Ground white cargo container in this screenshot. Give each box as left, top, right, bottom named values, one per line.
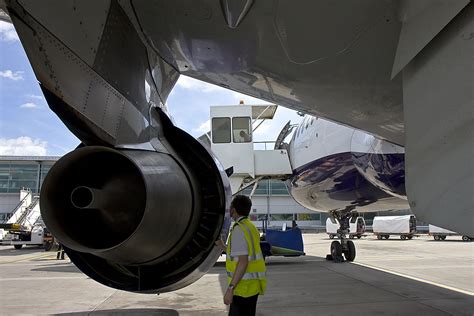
left=326, top=217, right=366, bottom=239
left=428, top=224, right=473, bottom=241
left=372, top=215, right=417, bottom=240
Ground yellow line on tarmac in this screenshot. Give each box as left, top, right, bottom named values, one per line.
left=352, top=261, right=474, bottom=296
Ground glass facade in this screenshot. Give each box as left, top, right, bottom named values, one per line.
left=240, top=180, right=290, bottom=196
left=0, top=160, right=57, bottom=193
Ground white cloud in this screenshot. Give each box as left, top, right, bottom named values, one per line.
left=0, top=70, right=24, bottom=80
left=176, top=76, right=224, bottom=93
left=193, top=119, right=210, bottom=134
left=0, top=137, right=48, bottom=156
left=20, top=102, right=40, bottom=109
left=27, top=94, right=45, bottom=100
left=0, top=21, right=19, bottom=42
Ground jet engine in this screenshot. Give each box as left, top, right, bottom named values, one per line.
left=40, top=126, right=231, bottom=293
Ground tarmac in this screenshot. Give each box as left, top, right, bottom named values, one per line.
left=0, top=233, right=472, bottom=315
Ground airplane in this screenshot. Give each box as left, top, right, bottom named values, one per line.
left=286, top=115, right=408, bottom=261
left=0, top=0, right=472, bottom=294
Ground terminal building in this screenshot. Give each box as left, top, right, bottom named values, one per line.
left=0, top=156, right=58, bottom=221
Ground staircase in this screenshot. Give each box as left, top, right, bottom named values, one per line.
left=4, top=190, right=32, bottom=224
left=16, top=196, right=40, bottom=227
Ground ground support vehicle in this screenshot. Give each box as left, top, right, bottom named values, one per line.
left=429, top=224, right=473, bottom=241
left=373, top=215, right=417, bottom=240
left=326, top=217, right=366, bottom=239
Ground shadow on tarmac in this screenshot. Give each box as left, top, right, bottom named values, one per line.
left=53, top=308, right=179, bottom=315
left=0, top=246, right=43, bottom=256
left=31, top=263, right=81, bottom=273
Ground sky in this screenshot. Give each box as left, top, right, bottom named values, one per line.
left=0, top=21, right=302, bottom=156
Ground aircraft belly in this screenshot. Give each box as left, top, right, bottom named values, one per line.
left=131, top=0, right=405, bottom=144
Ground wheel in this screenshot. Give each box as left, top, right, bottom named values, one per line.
left=407, top=236, right=413, bottom=240
left=440, top=236, right=446, bottom=241
left=377, top=235, right=382, bottom=240
left=330, top=241, right=342, bottom=259
left=400, top=235, right=406, bottom=240
left=434, top=235, right=440, bottom=241
left=462, top=235, right=470, bottom=241
left=14, top=244, right=23, bottom=250
left=357, top=235, right=361, bottom=239
left=349, top=235, right=354, bottom=239
left=329, top=234, right=334, bottom=239
left=343, top=240, right=356, bottom=262
left=384, top=235, right=390, bottom=240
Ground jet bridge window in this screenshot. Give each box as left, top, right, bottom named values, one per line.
left=233, top=117, right=252, bottom=143
left=212, top=117, right=231, bottom=143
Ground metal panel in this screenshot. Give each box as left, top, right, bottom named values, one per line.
left=18, top=0, right=110, bottom=66
left=391, top=0, right=469, bottom=77
left=254, top=150, right=292, bottom=176
left=404, top=5, right=473, bottom=236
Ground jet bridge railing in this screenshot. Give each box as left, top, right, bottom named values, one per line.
left=253, top=141, right=276, bottom=150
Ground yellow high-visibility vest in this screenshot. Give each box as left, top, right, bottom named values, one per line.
left=226, top=217, right=267, bottom=297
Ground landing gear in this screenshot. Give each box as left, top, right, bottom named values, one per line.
left=326, top=210, right=358, bottom=262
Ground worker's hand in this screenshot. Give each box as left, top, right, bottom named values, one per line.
left=215, top=239, right=226, bottom=251
left=223, top=288, right=233, bottom=305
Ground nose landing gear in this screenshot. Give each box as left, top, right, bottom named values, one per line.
left=326, top=211, right=357, bottom=262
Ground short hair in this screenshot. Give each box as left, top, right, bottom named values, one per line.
left=231, top=195, right=252, bottom=216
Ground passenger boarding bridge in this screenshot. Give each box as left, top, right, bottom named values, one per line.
left=206, top=103, right=294, bottom=194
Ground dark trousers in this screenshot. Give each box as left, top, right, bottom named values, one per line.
left=229, top=294, right=259, bottom=316
left=56, top=244, right=65, bottom=260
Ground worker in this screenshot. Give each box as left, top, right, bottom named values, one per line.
left=238, top=130, right=251, bottom=142
left=216, top=195, right=266, bottom=316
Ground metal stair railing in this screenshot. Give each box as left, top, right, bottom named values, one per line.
left=3, top=190, right=32, bottom=223
left=17, top=196, right=40, bottom=226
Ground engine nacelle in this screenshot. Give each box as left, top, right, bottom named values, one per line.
left=41, top=130, right=230, bottom=293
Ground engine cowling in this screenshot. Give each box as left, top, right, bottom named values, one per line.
left=41, top=129, right=231, bottom=293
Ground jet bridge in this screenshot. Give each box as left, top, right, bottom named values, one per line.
left=209, top=103, right=293, bottom=194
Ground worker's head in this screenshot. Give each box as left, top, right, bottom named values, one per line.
left=230, top=195, right=252, bottom=219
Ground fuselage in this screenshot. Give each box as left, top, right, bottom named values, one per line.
left=287, top=116, right=408, bottom=213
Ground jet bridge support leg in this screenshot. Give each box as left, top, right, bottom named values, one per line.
left=327, top=211, right=357, bottom=262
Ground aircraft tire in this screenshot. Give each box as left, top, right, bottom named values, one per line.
left=377, top=235, right=382, bottom=240
left=344, top=240, right=356, bottom=262
left=330, top=241, right=342, bottom=259
left=440, top=236, right=446, bottom=241
left=462, top=236, right=470, bottom=241
left=329, top=235, right=334, bottom=239
left=357, top=235, right=361, bottom=239
left=14, top=244, right=22, bottom=250
left=400, top=235, right=406, bottom=240
left=434, top=235, right=440, bottom=241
